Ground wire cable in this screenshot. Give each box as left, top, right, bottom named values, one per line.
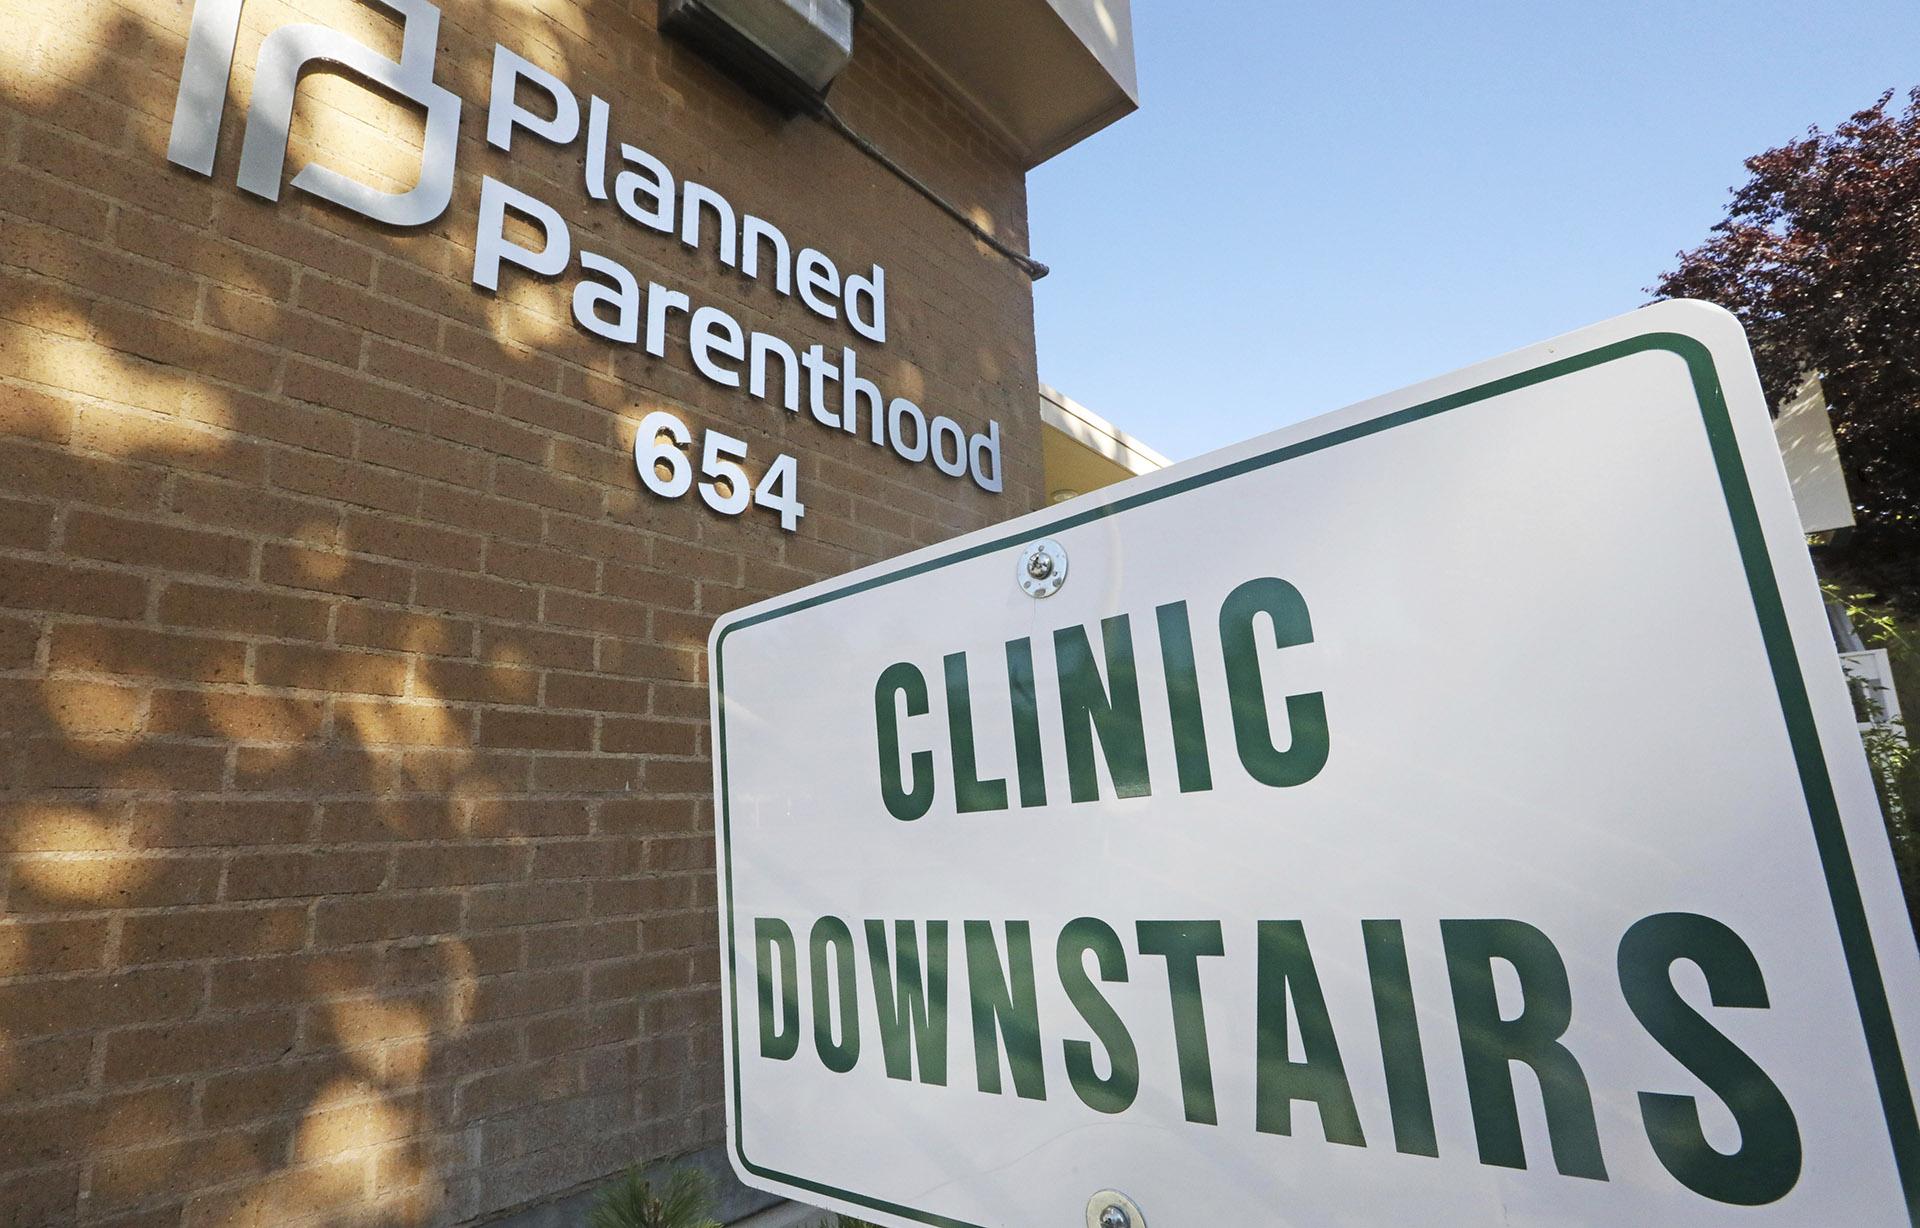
left=814, top=100, right=1051, bottom=281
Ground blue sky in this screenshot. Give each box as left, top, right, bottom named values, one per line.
left=1028, top=0, right=1920, bottom=461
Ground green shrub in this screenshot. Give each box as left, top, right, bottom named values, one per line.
left=589, top=1168, right=723, bottom=1228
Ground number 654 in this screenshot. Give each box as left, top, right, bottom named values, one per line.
left=634, top=410, right=805, bottom=533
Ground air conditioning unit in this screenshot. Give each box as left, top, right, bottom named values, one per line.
left=660, top=0, right=858, bottom=113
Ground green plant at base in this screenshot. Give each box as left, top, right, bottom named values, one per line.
left=590, top=1167, right=723, bottom=1228
left=831, top=1218, right=883, bottom=1228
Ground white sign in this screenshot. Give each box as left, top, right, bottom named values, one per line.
left=709, top=303, right=1920, bottom=1226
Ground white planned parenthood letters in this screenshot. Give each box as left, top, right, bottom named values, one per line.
left=708, top=302, right=1920, bottom=1226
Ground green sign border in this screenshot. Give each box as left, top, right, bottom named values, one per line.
left=712, top=331, right=1920, bottom=1225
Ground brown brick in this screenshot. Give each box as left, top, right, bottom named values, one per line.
left=392, top=843, right=525, bottom=889
left=296, top=276, right=437, bottom=349
left=2, top=859, right=220, bottom=917
left=545, top=672, right=649, bottom=715
left=529, top=839, right=628, bottom=881
left=0, top=615, right=38, bottom=669
left=209, top=951, right=379, bottom=1012
left=5, top=219, right=199, bottom=323
left=261, top=541, right=411, bottom=602
left=130, top=800, right=313, bottom=849
left=468, top=968, right=583, bottom=1021
left=419, top=485, right=545, bottom=543
left=255, top=643, right=408, bottom=696
left=148, top=689, right=326, bottom=742
left=336, top=605, right=470, bottom=656
left=365, top=340, right=497, bottom=412
left=218, top=196, right=374, bottom=282
left=596, top=797, right=703, bottom=835
left=540, top=589, right=635, bottom=635
left=524, top=920, right=638, bottom=968
left=478, top=624, right=595, bottom=672
left=602, top=717, right=700, bottom=756
left=10, top=737, right=228, bottom=792
left=0, top=969, right=202, bottom=1037
left=122, top=906, right=309, bottom=965
left=474, top=798, right=593, bottom=838
left=48, top=623, right=245, bottom=683
left=200, top=1058, right=338, bottom=1129
left=342, top=510, right=483, bottom=570
left=0, top=383, right=78, bottom=447
left=15, top=677, right=146, bottom=737
left=270, top=448, right=419, bottom=516
left=318, top=799, right=454, bottom=844
left=63, top=509, right=254, bottom=581
left=104, top=1012, right=298, bottom=1084
left=0, top=436, right=164, bottom=512
left=356, top=424, right=489, bottom=490
left=597, top=638, right=701, bottom=682
left=0, top=917, right=112, bottom=977
left=416, top=568, right=538, bottom=622
left=336, top=698, right=472, bottom=748
left=0, top=1035, right=92, bottom=1105
left=531, top=754, right=640, bottom=793
left=479, top=710, right=593, bottom=752
left=0, top=495, right=53, bottom=550
left=486, top=539, right=597, bottom=591
left=169, top=473, right=345, bottom=544
left=284, top=358, right=435, bottom=435
left=87, top=300, right=279, bottom=392
left=314, top=893, right=460, bottom=945
left=646, top=836, right=712, bottom=873
left=158, top=581, right=332, bottom=641
left=651, top=682, right=708, bottom=719
left=417, top=658, right=537, bottom=704
left=493, top=460, right=602, bottom=518
left=643, top=758, right=711, bottom=794
left=87, top=1120, right=291, bottom=1214
left=588, top=952, right=694, bottom=1002
left=225, top=850, right=389, bottom=900
left=115, top=209, right=295, bottom=302
left=0, top=556, right=147, bottom=620
left=204, top=285, right=360, bottom=367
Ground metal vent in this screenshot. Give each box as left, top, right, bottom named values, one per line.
left=660, top=0, right=857, bottom=113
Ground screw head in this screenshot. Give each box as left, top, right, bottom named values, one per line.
left=1085, top=1189, right=1144, bottom=1228
left=1018, top=539, right=1068, bottom=599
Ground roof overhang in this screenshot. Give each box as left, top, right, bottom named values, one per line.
left=863, top=0, right=1139, bottom=168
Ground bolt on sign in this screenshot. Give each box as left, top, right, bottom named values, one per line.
left=708, top=303, right=1920, bottom=1226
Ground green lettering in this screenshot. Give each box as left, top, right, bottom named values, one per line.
left=1363, top=919, right=1438, bottom=1157
left=1137, top=920, right=1225, bottom=1125
left=1442, top=919, right=1606, bottom=1180
left=755, top=917, right=799, bottom=1062
left=810, top=915, right=861, bottom=1073
left=965, top=920, right=1046, bottom=1100
left=1058, top=917, right=1140, bottom=1114
left=1218, top=577, right=1328, bottom=788
left=1618, top=912, right=1800, bottom=1206
left=1055, top=615, right=1151, bottom=802
left=1005, top=638, right=1048, bottom=808
left=1254, top=920, right=1366, bottom=1146
left=865, top=919, right=950, bottom=1086
left=944, top=652, right=1008, bottom=813
left=1155, top=601, right=1213, bottom=794
left=875, top=662, right=934, bottom=821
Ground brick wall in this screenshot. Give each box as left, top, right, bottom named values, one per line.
left=0, top=1, right=1043, bottom=1222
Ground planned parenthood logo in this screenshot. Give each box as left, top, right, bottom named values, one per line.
left=167, top=0, right=462, bottom=226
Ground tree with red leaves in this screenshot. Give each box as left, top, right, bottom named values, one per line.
left=1654, top=88, right=1920, bottom=609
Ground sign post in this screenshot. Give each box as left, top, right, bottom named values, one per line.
left=709, top=302, right=1920, bottom=1226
